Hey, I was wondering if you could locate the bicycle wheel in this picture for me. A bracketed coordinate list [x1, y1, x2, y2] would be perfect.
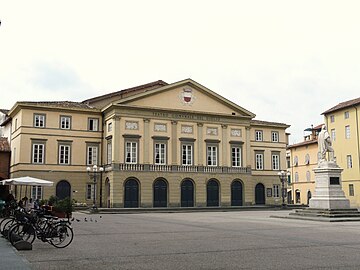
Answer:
[9, 223, 36, 245]
[0, 218, 13, 233]
[49, 224, 73, 248]
[1, 218, 16, 238]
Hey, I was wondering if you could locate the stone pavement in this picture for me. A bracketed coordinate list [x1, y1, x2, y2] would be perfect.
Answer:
[0, 235, 31, 270]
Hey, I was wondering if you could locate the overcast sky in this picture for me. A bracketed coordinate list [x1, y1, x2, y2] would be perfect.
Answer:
[1, 0, 360, 144]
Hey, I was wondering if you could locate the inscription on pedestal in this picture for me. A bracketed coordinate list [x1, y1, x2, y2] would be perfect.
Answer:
[330, 177, 340, 185]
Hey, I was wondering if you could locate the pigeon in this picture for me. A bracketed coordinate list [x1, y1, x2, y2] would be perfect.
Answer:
[71, 217, 75, 221]
[84, 218, 88, 222]
[99, 216, 102, 218]
[90, 218, 93, 222]
[76, 219, 80, 222]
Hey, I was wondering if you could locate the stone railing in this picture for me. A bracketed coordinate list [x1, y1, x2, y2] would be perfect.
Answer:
[107, 163, 251, 174]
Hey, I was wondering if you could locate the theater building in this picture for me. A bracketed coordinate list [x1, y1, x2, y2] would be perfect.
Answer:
[6, 79, 289, 208]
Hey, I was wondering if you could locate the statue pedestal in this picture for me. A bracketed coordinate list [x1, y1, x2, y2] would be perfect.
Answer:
[309, 161, 350, 209]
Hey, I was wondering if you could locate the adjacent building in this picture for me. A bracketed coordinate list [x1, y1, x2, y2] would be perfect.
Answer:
[6, 79, 290, 208]
[323, 97, 360, 207]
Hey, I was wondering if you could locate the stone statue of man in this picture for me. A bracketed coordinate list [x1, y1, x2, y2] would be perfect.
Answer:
[318, 125, 335, 163]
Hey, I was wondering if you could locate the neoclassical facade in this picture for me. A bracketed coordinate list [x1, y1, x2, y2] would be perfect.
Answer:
[6, 79, 289, 208]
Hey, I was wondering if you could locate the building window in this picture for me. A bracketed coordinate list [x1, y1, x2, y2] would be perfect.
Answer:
[345, 111, 349, 119]
[154, 143, 166, 165]
[349, 184, 354, 196]
[331, 129, 336, 142]
[87, 146, 99, 165]
[330, 115, 335, 123]
[107, 122, 112, 132]
[125, 142, 137, 164]
[345, 125, 350, 139]
[295, 190, 301, 203]
[86, 184, 96, 200]
[107, 140, 112, 165]
[272, 154, 280, 170]
[231, 146, 242, 167]
[15, 119, 18, 130]
[207, 146, 218, 166]
[34, 114, 46, 128]
[60, 116, 71, 129]
[182, 144, 193, 165]
[255, 130, 263, 141]
[273, 185, 280, 198]
[271, 131, 279, 142]
[347, 155, 353, 168]
[294, 156, 298, 166]
[59, 144, 71, 165]
[88, 118, 99, 131]
[32, 143, 45, 164]
[305, 154, 310, 165]
[306, 171, 311, 182]
[255, 153, 264, 170]
[32, 186, 43, 200]
[295, 172, 299, 182]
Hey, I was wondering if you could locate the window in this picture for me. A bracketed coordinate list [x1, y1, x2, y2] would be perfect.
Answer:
[87, 146, 99, 165]
[295, 190, 301, 203]
[345, 111, 349, 119]
[107, 140, 112, 165]
[232, 146, 242, 167]
[15, 119, 18, 130]
[294, 156, 298, 166]
[347, 155, 353, 168]
[331, 129, 336, 142]
[86, 184, 96, 200]
[125, 142, 137, 164]
[255, 130, 263, 141]
[295, 172, 299, 182]
[271, 131, 279, 142]
[273, 185, 280, 198]
[34, 114, 45, 128]
[59, 145, 71, 165]
[182, 144, 193, 165]
[330, 115, 335, 123]
[272, 154, 280, 170]
[306, 171, 311, 182]
[349, 184, 354, 196]
[207, 146, 218, 166]
[305, 154, 310, 165]
[32, 143, 45, 164]
[345, 125, 350, 139]
[88, 118, 99, 131]
[155, 143, 166, 165]
[60, 116, 71, 129]
[108, 122, 112, 132]
[255, 153, 264, 170]
[32, 186, 43, 200]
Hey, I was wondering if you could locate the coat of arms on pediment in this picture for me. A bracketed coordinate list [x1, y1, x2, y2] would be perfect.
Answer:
[179, 87, 196, 105]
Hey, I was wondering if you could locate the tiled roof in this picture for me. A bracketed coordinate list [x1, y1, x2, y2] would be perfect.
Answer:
[322, 97, 360, 114]
[287, 139, 317, 149]
[17, 101, 96, 110]
[0, 138, 10, 152]
[0, 109, 9, 115]
[251, 119, 290, 127]
[82, 80, 168, 104]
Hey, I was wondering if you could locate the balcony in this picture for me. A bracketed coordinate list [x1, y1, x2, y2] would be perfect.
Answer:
[106, 163, 251, 174]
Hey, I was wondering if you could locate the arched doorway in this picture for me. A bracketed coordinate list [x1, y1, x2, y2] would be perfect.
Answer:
[207, 179, 219, 207]
[105, 178, 110, 208]
[255, 183, 265, 205]
[56, 180, 71, 200]
[181, 179, 194, 207]
[307, 191, 312, 205]
[231, 180, 243, 206]
[295, 190, 301, 204]
[124, 178, 139, 208]
[153, 178, 167, 207]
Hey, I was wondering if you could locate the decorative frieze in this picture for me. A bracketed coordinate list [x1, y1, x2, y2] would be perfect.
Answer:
[154, 123, 167, 132]
[125, 121, 139, 130]
[206, 127, 218, 136]
[231, 129, 242, 137]
[181, 125, 193, 134]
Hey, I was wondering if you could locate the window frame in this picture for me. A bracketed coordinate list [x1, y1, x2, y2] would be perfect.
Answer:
[88, 118, 99, 131]
[154, 142, 167, 165]
[60, 115, 71, 130]
[331, 129, 336, 142]
[349, 184, 355, 196]
[32, 142, 45, 164]
[271, 152, 280, 170]
[32, 186, 43, 200]
[181, 143, 193, 166]
[107, 139, 112, 165]
[58, 143, 71, 165]
[231, 145, 242, 167]
[273, 185, 280, 198]
[255, 130, 263, 142]
[345, 125, 350, 139]
[271, 131, 279, 142]
[86, 184, 96, 200]
[87, 145, 99, 166]
[125, 141, 138, 164]
[255, 152, 264, 170]
[347, 155, 353, 169]
[34, 114, 46, 128]
[345, 111, 349, 119]
[206, 145, 218, 166]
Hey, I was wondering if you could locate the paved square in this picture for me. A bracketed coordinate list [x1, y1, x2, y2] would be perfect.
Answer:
[17, 210, 360, 269]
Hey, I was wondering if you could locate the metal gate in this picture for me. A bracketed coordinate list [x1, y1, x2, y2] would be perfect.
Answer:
[207, 180, 219, 207]
[181, 179, 194, 207]
[153, 179, 167, 207]
[255, 183, 265, 205]
[231, 181, 243, 206]
[124, 179, 139, 208]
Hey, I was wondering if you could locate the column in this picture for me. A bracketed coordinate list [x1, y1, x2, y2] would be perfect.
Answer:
[171, 121, 178, 165]
[197, 123, 203, 165]
[245, 127, 251, 167]
[221, 124, 228, 166]
[143, 118, 150, 164]
[112, 115, 121, 164]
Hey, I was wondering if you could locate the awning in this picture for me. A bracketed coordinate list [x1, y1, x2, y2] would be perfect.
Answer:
[0, 176, 53, 187]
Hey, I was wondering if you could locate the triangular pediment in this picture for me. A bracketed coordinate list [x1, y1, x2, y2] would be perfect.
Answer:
[111, 79, 255, 118]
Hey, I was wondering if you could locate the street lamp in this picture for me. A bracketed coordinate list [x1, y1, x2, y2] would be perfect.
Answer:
[277, 170, 290, 208]
[86, 165, 104, 210]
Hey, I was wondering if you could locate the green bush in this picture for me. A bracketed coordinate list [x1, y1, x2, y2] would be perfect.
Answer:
[53, 197, 73, 214]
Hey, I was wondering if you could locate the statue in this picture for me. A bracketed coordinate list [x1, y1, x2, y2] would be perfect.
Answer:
[318, 125, 335, 163]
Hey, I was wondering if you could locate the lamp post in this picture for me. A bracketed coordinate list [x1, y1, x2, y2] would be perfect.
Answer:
[277, 170, 289, 208]
[86, 165, 104, 210]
